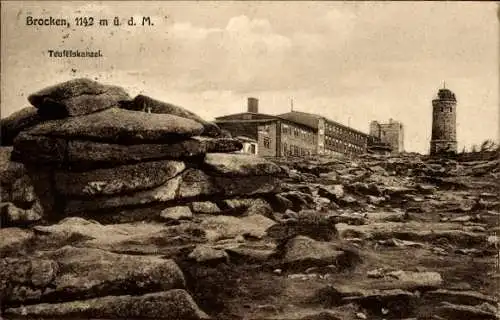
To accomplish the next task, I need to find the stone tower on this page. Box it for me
[430,85,457,155]
[369,119,404,154]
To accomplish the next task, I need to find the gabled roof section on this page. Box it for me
[278,110,368,136]
[278,111,321,129]
[215,112,278,121]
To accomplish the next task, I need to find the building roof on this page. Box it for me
[215,112,279,121]
[215,118,277,124]
[235,136,257,143]
[278,111,368,136]
[215,113,318,132]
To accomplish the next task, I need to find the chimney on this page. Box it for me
[247,97,258,113]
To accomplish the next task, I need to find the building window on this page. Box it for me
[263,137,271,148]
[249,144,256,154]
[259,125,270,134]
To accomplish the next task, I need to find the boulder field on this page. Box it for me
[1,78,498,319]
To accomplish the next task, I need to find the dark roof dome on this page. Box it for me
[437,88,456,101]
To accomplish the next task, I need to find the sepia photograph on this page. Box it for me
[0,1,499,319]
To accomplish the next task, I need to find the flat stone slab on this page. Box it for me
[13,134,242,167]
[199,214,276,242]
[204,153,283,176]
[434,302,499,320]
[68,136,241,165]
[4,289,209,319]
[282,235,345,268]
[54,160,186,197]
[12,132,67,165]
[64,176,182,214]
[28,78,131,117]
[335,221,487,246]
[25,108,204,144]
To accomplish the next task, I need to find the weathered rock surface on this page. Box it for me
[54,160,186,197]
[12,132,67,164]
[122,94,222,137]
[3,80,498,320]
[204,153,283,176]
[65,136,241,167]
[0,228,34,255]
[177,168,280,199]
[191,201,221,214]
[4,289,209,319]
[28,78,131,117]
[1,107,43,146]
[280,236,345,270]
[335,222,487,246]
[199,214,276,241]
[1,202,42,227]
[64,176,182,214]
[29,217,201,254]
[25,108,204,144]
[188,245,229,263]
[160,206,193,222]
[1,246,185,305]
[422,289,498,306]
[433,301,499,320]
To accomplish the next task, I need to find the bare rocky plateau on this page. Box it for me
[1,78,498,320]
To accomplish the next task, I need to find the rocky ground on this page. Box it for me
[1,79,499,319]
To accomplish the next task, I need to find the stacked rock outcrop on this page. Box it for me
[0,148,42,227]
[7,78,284,223]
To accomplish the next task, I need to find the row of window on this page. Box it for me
[282,124,314,141]
[325,135,364,148]
[325,123,365,142]
[325,138,365,153]
[283,143,312,157]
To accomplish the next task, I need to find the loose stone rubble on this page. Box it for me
[0,78,498,319]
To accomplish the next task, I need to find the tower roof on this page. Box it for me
[436,88,456,101]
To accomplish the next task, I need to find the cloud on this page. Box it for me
[1,2,497,155]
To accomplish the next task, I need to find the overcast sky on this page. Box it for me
[1,1,498,154]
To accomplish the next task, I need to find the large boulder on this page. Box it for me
[1,246,185,305]
[24,108,204,144]
[54,160,186,197]
[0,107,43,146]
[28,78,131,118]
[122,94,221,137]
[4,289,209,320]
